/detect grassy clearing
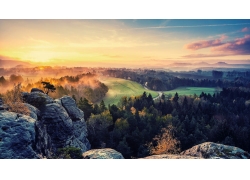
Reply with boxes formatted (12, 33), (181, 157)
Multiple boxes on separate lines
(98, 77), (158, 105)
(98, 76), (221, 105)
(163, 87), (221, 97)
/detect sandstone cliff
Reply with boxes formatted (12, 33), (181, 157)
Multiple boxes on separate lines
(0, 89), (91, 159)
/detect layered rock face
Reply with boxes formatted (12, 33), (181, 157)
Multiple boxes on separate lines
(82, 148), (124, 159)
(0, 111), (38, 159)
(35, 95), (91, 158)
(0, 90), (91, 158)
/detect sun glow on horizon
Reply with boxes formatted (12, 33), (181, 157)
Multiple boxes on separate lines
(1, 19), (250, 68)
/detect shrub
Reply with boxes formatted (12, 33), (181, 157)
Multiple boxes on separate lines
(3, 83), (30, 115)
(148, 125), (180, 155)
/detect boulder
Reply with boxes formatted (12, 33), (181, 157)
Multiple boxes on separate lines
(22, 91), (54, 109)
(181, 142), (250, 159)
(31, 88), (44, 93)
(0, 111), (38, 159)
(141, 154), (202, 159)
(82, 148), (124, 159)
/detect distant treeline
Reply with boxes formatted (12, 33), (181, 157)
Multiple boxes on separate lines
(103, 69), (250, 91)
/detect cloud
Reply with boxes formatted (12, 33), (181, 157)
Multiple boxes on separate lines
(123, 23), (250, 30)
(185, 35), (227, 50)
(242, 27), (249, 32)
(182, 53), (225, 58)
(212, 35), (250, 55)
(183, 34), (250, 58)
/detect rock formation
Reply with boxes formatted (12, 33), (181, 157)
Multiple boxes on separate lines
(0, 89), (91, 158)
(30, 88), (45, 93)
(82, 148), (124, 159)
(35, 96), (91, 158)
(141, 154), (202, 159)
(142, 142), (250, 159)
(180, 142), (250, 159)
(0, 111), (38, 159)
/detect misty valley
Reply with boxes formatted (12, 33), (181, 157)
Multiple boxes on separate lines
(1, 65), (250, 159)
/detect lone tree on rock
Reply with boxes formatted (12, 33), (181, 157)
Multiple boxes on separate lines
(41, 81), (56, 95)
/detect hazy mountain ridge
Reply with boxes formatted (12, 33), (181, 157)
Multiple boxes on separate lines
(1, 59), (250, 70)
(0, 59), (33, 68)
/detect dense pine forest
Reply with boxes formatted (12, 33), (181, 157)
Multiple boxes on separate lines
(77, 87), (250, 158)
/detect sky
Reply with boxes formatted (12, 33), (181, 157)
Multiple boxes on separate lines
(1, 19), (250, 68)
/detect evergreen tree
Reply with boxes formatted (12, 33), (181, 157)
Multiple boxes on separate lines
(78, 97), (93, 119)
(41, 81), (56, 95)
(173, 92), (179, 103)
(99, 100), (107, 112)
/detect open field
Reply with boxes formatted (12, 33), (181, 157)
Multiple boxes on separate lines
(99, 77), (158, 105)
(99, 76), (222, 105)
(163, 87), (222, 97)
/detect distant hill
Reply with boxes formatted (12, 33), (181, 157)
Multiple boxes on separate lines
(194, 62), (210, 66)
(214, 61), (228, 65)
(169, 63), (192, 66)
(0, 59), (32, 68)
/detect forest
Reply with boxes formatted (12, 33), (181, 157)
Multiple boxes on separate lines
(103, 69), (250, 91)
(0, 73), (108, 103)
(77, 87), (250, 158)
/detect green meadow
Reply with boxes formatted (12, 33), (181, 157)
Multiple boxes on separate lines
(99, 77), (221, 105)
(99, 77), (158, 105)
(163, 87), (221, 97)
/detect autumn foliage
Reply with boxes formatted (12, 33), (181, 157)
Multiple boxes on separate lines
(148, 125), (180, 155)
(3, 83), (30, 115)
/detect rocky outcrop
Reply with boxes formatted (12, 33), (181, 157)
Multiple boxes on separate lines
(25, 103), (40, 121)
(180, 142), (250, 159)
(60, 96), (84, 121)
(0, 111), (38, 159)
(35, 100), (90, 158)
(31, 88), (44, 93)
(141, 142), (250, 159)
(82, 148), (124, 159)
(23, 90), (91, 158)
(1, 90), (91, 159)
(141, 154), (202, 159)
(22, 91), (54, 109)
